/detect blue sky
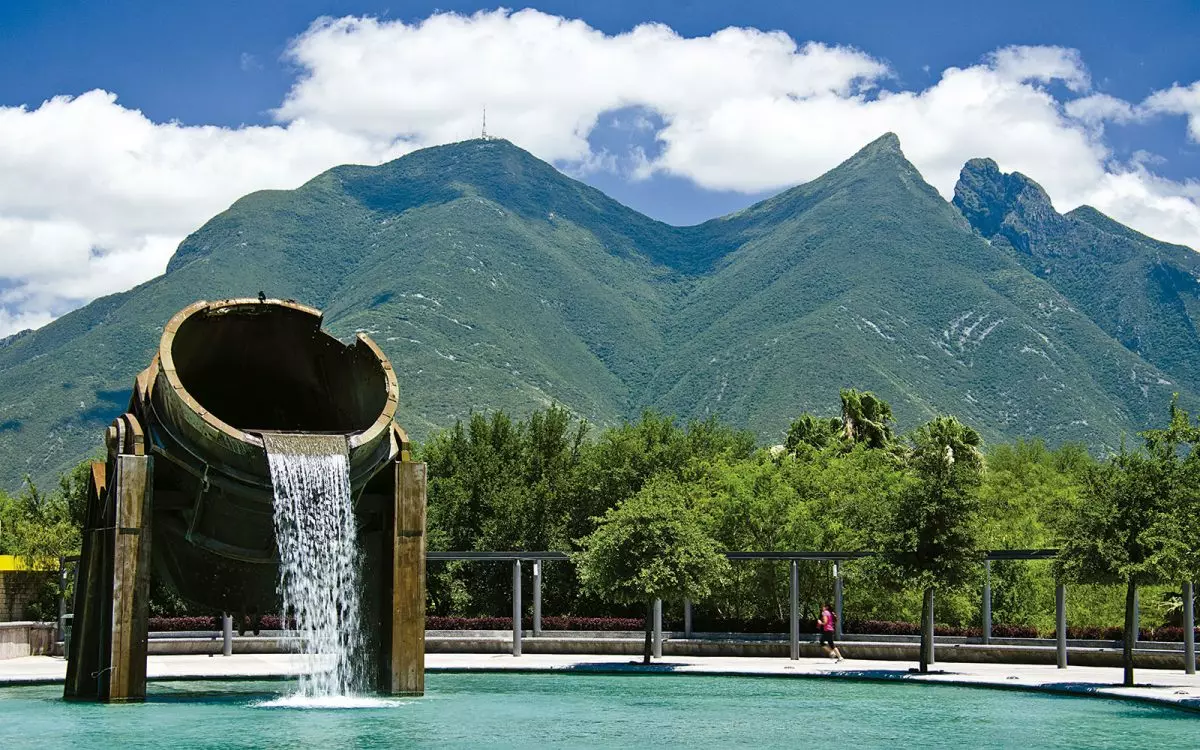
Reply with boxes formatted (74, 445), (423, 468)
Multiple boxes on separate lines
(0, 1), (1199, 334)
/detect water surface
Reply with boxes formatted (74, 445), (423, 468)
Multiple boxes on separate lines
(0, 672), (1194, 749)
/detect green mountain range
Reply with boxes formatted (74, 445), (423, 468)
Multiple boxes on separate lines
(1, 134), (1196, 490)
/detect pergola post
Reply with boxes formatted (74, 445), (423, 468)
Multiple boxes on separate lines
(833, 562), (843, 639)
(1184, 581), (1195, 675)
(532, 559), (542, 637)
(652, 599), (663, 658)
(1133, 588), (1140, 643)
(790, 560), (799, 661)
(926, 589), (936, 666)
(982, 559), (992, 645)
(57, 557), (68, 646)
(683, 599), (692, 638)
(1056, 582), (1067, 669)
(512, 559), (522, 657)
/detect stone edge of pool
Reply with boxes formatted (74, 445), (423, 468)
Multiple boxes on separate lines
(3, 655), (1200, 715)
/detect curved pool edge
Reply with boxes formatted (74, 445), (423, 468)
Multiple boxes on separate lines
(3, 654), (1199, 716)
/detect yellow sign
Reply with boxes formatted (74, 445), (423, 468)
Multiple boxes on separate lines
(0, 555), (56, 572)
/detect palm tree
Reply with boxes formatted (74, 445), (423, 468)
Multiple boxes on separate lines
(839, 389), (896, 450)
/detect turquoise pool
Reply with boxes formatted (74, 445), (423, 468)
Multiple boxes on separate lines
(0, 672), (1195, 749)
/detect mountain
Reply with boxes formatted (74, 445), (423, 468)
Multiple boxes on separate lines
(953, 158), (1200, 391)
(0, 135), (1196, 490)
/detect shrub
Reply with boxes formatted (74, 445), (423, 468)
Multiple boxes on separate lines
(426, 616), (644, 631)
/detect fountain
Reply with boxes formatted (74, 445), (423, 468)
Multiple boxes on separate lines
(63, 298), (427, 703)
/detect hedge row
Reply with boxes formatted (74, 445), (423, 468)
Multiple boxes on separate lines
(144, 615), (1200, 642)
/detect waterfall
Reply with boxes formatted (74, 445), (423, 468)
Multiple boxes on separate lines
(262, 433), (364, 700)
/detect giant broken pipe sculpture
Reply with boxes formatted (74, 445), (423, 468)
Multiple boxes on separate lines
(64, 298), (426, 702)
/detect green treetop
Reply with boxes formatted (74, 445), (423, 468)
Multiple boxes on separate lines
(1055, 398), (1200, 685)
(877, 416), (984, 672)
(574, 476), (730, 663)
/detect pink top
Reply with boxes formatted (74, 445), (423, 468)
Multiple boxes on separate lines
(822, 609), (835, 632)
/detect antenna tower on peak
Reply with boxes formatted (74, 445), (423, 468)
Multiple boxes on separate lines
(481, 106), (489, 140)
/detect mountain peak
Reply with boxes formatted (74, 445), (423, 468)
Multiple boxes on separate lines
(954, 158), (1059, 245)
(866, 131), (902, 151)
(844, 132), (905, 165)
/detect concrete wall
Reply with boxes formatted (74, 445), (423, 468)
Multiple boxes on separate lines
(0, 622), (55, 660)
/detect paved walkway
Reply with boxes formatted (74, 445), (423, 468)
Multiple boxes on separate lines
(3, 653), (1199, 713)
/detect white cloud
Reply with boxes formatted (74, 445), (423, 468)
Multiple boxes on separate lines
(1, 9), (1199, 337)
(1066, 93), (1138, 126)
(278, 13), (1200, 247)
(1142, 81), (1200, 141)
(987, 46), (1090, 92)
(0, 90), (410, 334)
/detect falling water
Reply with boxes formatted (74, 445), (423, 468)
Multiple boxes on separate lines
(262, 433), (364, 701)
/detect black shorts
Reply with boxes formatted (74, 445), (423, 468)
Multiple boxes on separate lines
(820, 631), (835, 648)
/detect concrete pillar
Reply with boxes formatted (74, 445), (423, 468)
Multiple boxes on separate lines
(790, 560), (799, 661)
(926, 589), (936, 666)
(1056, 583), (1067, 669)
(512, 559), (522, 657)
(833, 563), (844, 639)
(652, 599), (663, 659)
(683, 599), (692, 638)
(1184, 582), (1195, 676)
(982, 560), (992, 645)
(222, 614), (233, 657)
(532, 559), (542, 637)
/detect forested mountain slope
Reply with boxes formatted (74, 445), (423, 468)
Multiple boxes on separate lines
(0, 135), (1194, 489)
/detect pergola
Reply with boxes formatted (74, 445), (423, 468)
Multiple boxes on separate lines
(424, 548), (1196, 671)
(58, 548), (1197, 672)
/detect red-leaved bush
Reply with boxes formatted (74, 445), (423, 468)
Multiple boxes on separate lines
(146, 615), (1195, 641)
(428, 616), (644, 631)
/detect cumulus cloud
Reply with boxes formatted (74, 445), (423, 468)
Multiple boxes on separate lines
(1143, 81), (1200, 141)
(1, 8), (1199, 336)
(278, 10), (1200, 245)
(0, 90), (410, 333)
(1065, 93), (1138, 126)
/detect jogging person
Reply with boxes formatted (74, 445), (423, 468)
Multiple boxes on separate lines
(819, 603), (844, 662)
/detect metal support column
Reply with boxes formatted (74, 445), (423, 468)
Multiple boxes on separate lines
(532, 559), (542, 637)
(683, 599), (692, 639)
(1055, 583), (1067, 669)
(926, 589), (936, 666)
(512, 559), (522, 657)
(57, 557), (68, 646)
(982, 560), (992, 645)
(833, 563), (843, 639)
(652, 599), (663, 659)
(222, 614), (233, 657)
(1184, 582), (1195, 675)
(790, 560), (799, 660)
(1133, 587), (1140, 643)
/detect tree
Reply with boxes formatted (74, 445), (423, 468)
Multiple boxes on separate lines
(877, 416), (984, 672)
(422, 407), (588, 616)
(784, 414), (841, 454)
(839, 389), (895, 450)
(574, 476), (730, 663)
(1055, 399), (1199, 686)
